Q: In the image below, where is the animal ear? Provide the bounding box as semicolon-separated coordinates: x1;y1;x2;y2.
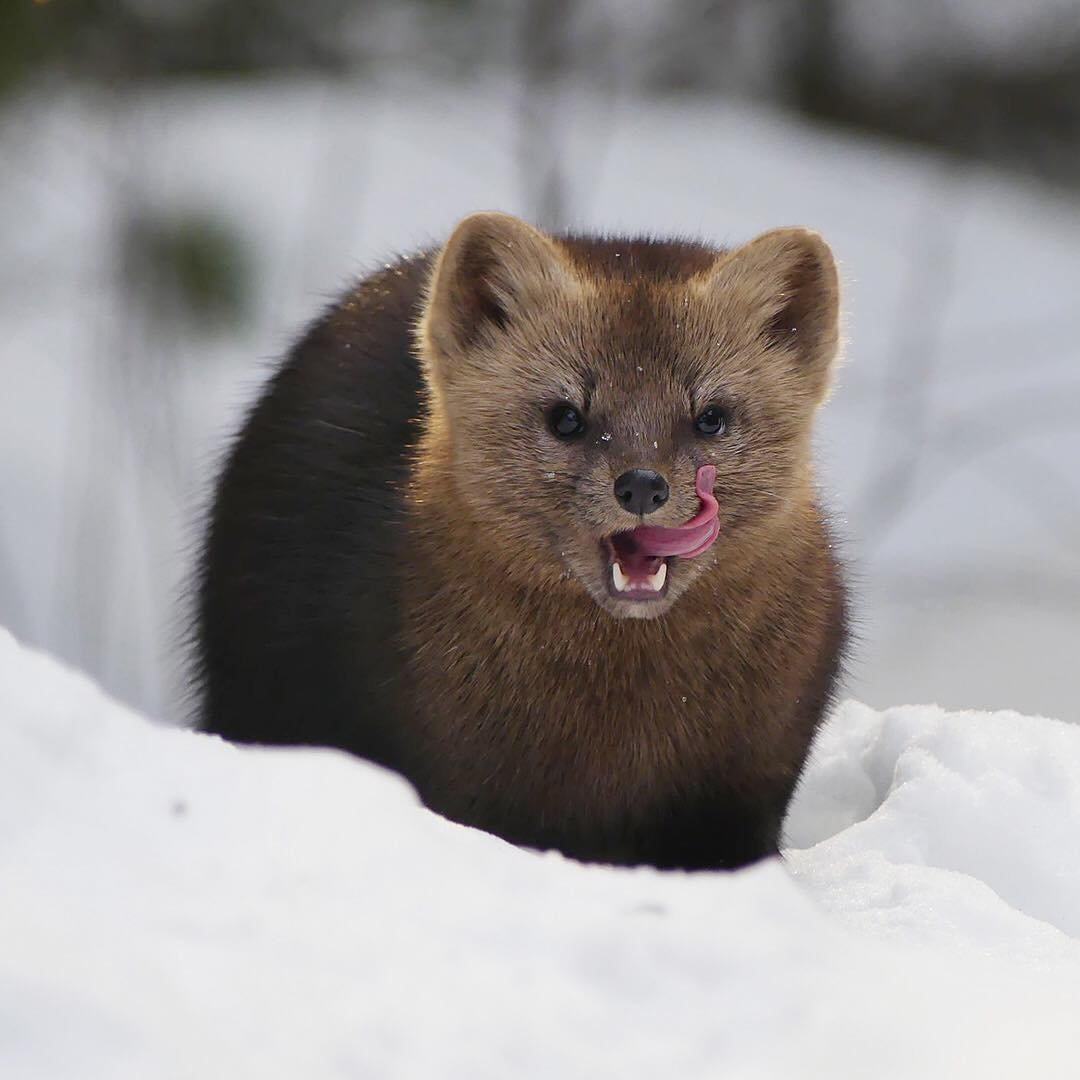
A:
702;227;841;400
422;212;575;361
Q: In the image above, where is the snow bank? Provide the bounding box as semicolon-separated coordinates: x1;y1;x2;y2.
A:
2;628;1079;1079
786;701;1080;969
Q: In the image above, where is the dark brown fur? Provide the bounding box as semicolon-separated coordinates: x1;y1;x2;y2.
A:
196;213;847;870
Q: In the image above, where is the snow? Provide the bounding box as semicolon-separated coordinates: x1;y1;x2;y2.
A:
785;702;1080;968
3;628;1079;1078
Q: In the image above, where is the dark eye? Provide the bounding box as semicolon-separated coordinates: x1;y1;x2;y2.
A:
694;404;729;436
547;403;587;439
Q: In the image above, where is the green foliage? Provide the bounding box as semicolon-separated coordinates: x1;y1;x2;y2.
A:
122;207;252;332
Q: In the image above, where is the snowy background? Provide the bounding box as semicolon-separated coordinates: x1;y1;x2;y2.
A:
2;1;1078;728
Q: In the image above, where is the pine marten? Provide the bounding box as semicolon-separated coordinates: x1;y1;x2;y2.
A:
195;212;848;871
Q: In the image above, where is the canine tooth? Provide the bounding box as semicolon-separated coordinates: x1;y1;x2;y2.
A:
647;562;667;591
612;562;628;592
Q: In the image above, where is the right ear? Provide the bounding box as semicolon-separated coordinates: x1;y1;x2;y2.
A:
420;212;576;369
694;227;841;403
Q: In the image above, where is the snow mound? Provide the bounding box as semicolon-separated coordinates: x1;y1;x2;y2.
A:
786;701;1080;968
2;628;1079;1078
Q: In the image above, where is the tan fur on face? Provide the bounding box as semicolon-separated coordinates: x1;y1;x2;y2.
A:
416;212;841;618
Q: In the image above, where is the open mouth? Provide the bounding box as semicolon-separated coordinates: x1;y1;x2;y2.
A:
601;465;720;602
603;533;671;599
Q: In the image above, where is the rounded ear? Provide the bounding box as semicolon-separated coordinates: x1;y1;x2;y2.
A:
420;211;576;370
700;227;841;401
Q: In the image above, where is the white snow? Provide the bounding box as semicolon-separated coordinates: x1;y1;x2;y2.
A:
2;627;1079;1078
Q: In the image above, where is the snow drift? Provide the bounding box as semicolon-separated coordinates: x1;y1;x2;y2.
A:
1;626;1079;1078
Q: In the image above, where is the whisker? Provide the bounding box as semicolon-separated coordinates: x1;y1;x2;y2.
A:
315;419;364;436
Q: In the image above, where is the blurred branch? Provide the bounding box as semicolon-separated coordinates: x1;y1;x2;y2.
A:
631;1;743;93
857;385;1080;554
852;161;963;545
984;445;1080;560
516;0;575;228
0;530;29;633
851;163;1080;562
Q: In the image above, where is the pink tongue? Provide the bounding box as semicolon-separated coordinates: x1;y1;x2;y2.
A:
611;466;719;574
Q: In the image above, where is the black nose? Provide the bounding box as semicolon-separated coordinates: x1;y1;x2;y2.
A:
614;469;670;516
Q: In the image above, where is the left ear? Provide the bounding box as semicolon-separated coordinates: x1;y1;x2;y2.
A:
420;211;577;373
700;227;841;401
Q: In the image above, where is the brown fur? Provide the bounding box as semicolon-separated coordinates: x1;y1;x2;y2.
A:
402;214;846;865
196;211;847;871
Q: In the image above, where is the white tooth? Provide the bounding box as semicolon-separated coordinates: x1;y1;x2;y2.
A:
647;562;668;591
612;562;628;592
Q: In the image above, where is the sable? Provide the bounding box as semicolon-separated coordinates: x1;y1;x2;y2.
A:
194;212;848;870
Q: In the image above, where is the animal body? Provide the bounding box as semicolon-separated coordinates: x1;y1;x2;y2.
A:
195;211;847;870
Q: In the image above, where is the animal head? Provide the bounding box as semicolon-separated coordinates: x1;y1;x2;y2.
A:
417;211;841;619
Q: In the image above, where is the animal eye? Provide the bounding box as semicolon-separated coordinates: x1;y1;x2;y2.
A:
694;404;729;436
547;403;587;439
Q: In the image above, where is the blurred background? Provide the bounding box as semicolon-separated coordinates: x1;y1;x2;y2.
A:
2;0;1078;726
